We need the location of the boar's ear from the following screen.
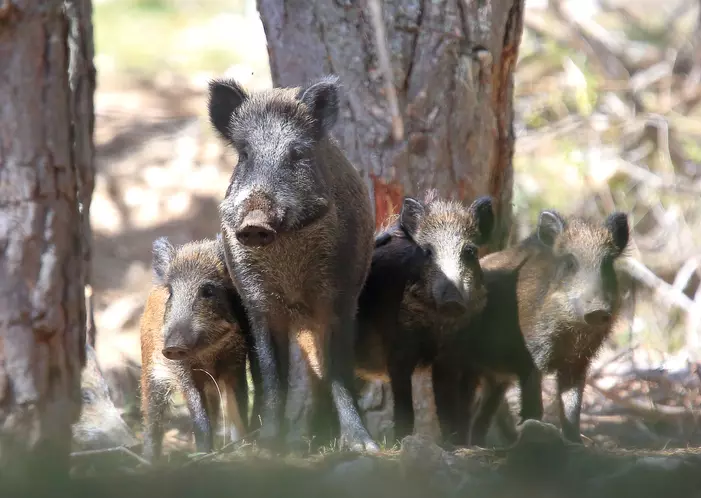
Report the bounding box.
[469,196,494,245]
[208,78,248,141]
[215,233,227,265]
[537,210,565,247]
[298,75,340,137]
[399,197,425,241]
[374,231,393,248]
[604,212,629,256]
[152,237,175,285]
[216,232,236,278]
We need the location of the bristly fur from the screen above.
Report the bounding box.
[140,236,252,461]
[466,208,632,447]
[211,74,378,452]
[355,191,495,443]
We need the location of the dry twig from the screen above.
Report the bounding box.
[367,0,404,142]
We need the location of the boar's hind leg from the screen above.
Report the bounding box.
[328,310,379,452]
[247,347,264,432]
[556,368,586,443]
[469,378,508,447]
[284,335,314,452]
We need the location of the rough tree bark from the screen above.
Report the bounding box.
[65,0,97,349]
[257,0,525,441]
[0,0,86,479]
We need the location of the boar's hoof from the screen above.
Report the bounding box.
[162,346,189,361]
[342,431,380,453]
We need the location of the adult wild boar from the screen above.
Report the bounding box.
[208,75,377,452]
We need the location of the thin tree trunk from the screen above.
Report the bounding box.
[257,0,525,441]
[0,0,85,479]
[65,0,97,350]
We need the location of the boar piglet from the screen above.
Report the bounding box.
[72,344,138,451]
[355,191,494,443]
[209,75,377,452]
[468,210,630,445]
[140,235,255,461]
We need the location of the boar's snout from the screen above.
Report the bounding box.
[433,279,468,315]
[574,296,613,327]
[235,209,278,247]
[583,309,613,327]
[162,323,196,360]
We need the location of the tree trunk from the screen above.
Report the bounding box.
[65,0,97,349]
[0,0,86,479]
[257,0,525,441]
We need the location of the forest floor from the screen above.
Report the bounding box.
[88,73,701,498]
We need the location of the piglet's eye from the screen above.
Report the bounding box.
[238,148,249,162]
[462,245,477,259]
[423,246,434,259]
[200,284,216,299]
[563,255,578,272]
[290,148,304,162]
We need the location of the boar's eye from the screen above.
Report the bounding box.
[423,246,434,259]
[237,147,249,162]
[562,254,578,273]
[290,148,305,162]
[81,389,96,404]
[461,245,478,260]
[200,283,217,299]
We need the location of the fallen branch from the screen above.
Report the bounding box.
[71,446,152,466]
[588,380,699,421]
[619,258,695,314]
[614,158,701,195]
[181,427,261,467]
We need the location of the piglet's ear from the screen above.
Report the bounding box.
[298,75,340,138]
[399,197,425,241]
[468,196,494,245]
[152,237,175,285]
[208,78,248,141]
[605,212,630,256]
[537,210,565,247]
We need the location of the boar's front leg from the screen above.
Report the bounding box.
[517,365,544,427]
[180,374,213,454]
[142,377,169,462]
[469,377,508,447]
[556,367,586,443]
[328,308,379,452]
[249,312,285,450]
[387,358,414,443]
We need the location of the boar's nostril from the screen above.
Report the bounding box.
[162,347,190,361]
[584,310,612,326]
[235,225,277,247]
[235,210,278,247]
[436,284,467,314]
